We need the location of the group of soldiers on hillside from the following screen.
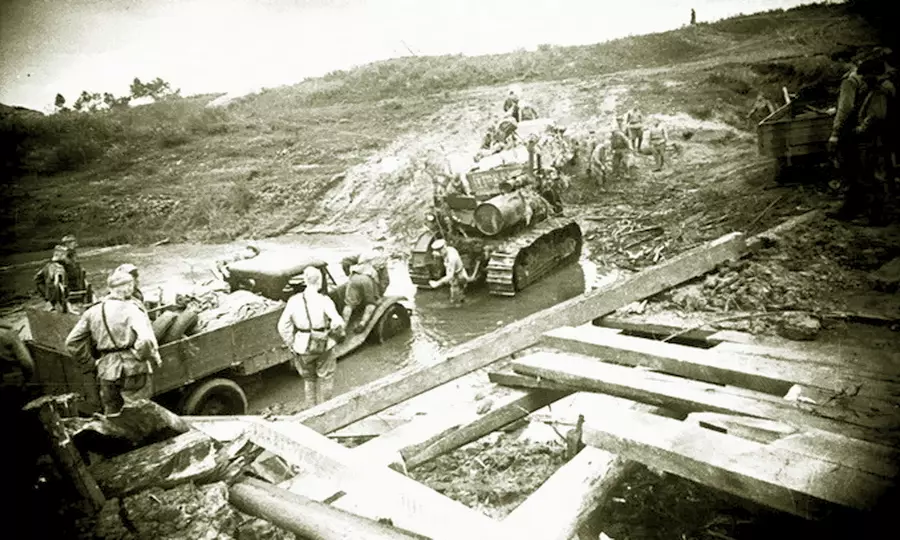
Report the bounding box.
[587,108,670,186]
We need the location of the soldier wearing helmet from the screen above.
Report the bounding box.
[115,263,144,305]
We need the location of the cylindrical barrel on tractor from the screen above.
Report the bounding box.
[473,191,549,236]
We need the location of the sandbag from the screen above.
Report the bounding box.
[152,311,178,342]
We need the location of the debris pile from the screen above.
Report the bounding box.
[90,482,293,540]
[409,435,566,519]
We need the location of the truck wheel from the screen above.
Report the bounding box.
[152,311,178,342]
[181,378,247,416]
[163,309,199,343]
[375,304,411,344]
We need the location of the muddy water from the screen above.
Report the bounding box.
[1,234,594,412]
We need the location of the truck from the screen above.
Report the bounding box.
[25,252,411,416]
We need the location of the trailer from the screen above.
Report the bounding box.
[26,259,411,416]
[757,98,835,182]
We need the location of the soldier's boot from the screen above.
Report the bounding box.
[317,376,335,405]
[303,380,317,410]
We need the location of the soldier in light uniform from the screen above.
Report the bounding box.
[278,266,346,408]
[647,118,669,171]
[625,107,645,151]
[610,117,634,180]
[428,238,468,304]
[66,270,162,415]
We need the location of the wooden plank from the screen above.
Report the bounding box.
[582,408,892,518]
[685,411,798,443]
[594,314,759,345]
[229,477,430,540]
[511,351,900,446]
[24,395,106,512]
[245,419,503,539]
[281,387,568,504]
[772,432,900,480]
[393,389,568,469]
[685,412,899,479]
[292,232,747,435]
[489,369,578,392]
[502,396,663,540]
[744,209,821,252]
[712,341,900,377]
[88,429,219,498]
[543,325,900,401]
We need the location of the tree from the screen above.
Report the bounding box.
[73,90,105,112]
[54,93,67,112]
[130,76,181,101]
[103,92,130,109]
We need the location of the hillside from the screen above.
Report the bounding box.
[0,2,880,256]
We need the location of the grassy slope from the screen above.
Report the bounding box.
[0,2,877,256]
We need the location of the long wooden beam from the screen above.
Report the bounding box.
[582,407,893,519]
[501,394,666,540]
[543,325,900,402]
[685,412,900,479]
[291,232,746,435]
[245,418,503,539]
[510,351,900,446]
[229,477,429,540]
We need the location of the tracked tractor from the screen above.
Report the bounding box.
[408,137,583,297]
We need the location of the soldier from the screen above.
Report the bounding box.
[518,101,539,121]
[828,57,890,224]
[65,270,162,415]
[504,85,522,121]
[625,107,645,151]
[610,117,633,180]
[428,238,468,304]
[278,266,346,408]
[588,136,609,187]
[1,321,39,531]
[115,263,145,304]
[341,261,380,333]
[216,243,260,280]
[1,321,34,409]
[647,118,669,171]
[746,92,776,125]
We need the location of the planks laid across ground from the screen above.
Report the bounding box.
[490,316,900,520]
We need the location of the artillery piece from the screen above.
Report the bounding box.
[408,135,582,297]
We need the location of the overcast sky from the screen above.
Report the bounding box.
[1,0,818,111]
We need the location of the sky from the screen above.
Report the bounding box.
[1,0,821,111]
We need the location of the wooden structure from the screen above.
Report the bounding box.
[757,99,833,167]
[31,225,900,539]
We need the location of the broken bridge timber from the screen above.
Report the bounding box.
[31,226,900,539]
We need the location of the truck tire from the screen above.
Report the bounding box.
[374,304,411,344]
[163,309,199,343]
[152,311,178,342]
[181,378,247,416]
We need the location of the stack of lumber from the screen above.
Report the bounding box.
[489,320,900,521]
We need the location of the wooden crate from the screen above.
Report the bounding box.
[757,101,834,160]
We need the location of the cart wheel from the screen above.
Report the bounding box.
[375,304,411,344]
[181,378,247,416]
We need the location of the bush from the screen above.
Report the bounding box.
[2,95,237,178]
